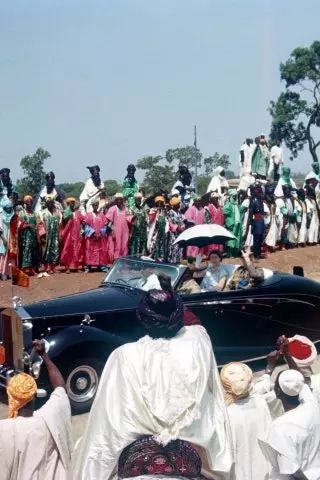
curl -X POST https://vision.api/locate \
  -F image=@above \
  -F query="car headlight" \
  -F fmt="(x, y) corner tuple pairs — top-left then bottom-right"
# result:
(32, 361), (42, 379)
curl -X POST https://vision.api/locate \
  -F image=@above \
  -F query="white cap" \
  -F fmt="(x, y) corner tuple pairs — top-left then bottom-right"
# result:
(279, 370), (304, 396)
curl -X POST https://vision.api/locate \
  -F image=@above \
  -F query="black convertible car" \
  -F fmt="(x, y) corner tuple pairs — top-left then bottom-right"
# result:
(1, 257), (320, 413)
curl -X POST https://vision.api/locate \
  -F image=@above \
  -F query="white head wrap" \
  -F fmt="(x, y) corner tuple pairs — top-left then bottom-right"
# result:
(114, 193), (124, 199)
(278, 370), (304, 397)
(220, 362), (253, 405)
(287, 335), (317, 372)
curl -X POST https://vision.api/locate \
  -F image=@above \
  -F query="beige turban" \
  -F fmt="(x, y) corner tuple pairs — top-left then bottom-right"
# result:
(220, 362), (253, 406)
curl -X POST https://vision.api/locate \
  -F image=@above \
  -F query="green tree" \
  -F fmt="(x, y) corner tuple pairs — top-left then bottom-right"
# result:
(269, 41), (320, 162)
(16, 147), (50, 198)
(104, 179), (122, 196)
(59, 182), (85, 199)
(203, 153), (231, 175)
(136, 156), (175, 194)
(165, 146), (202, 173)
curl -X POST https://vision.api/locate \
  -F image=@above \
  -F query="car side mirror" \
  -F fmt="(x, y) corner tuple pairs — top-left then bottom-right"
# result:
(293, 266), (304, 277)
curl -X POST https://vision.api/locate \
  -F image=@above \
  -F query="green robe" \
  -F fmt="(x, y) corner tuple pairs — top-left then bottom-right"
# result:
(19, 211), (40, 269)
(122, 179), (139, 209)
(223, 201), (242, 257)
(129, 205), (148, 256)
(42, 209), (61, 264)
(251, 145), (270, 177)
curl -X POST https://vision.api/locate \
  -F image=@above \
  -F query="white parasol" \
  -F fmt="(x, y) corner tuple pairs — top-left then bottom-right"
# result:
(173, 224), (236, 248)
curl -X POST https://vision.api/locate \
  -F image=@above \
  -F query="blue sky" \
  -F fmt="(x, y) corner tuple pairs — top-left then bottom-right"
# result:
(1, 0), (319, 184)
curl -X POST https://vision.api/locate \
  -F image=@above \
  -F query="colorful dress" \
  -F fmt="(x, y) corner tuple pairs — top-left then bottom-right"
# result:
(223, 200), (242, 257)
(83, 212), (110, 266)
(204, 203), (225, 253)
(184, 205), (205, 258)
(19, 210), (40, 273)
(106, 205), (129, 261)
(60, 208), (84, 269)
(41, 208), (61, 267)
(147, 208), (168, 261)
(0, 207), (19, 276)
(129, 205), (148, 256)
(122, 179), (139, 209)
(166, 209), (185, 263)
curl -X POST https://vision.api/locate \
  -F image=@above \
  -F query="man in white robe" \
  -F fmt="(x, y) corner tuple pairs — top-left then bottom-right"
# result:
(72, 290), (233, 480)
(80, 165), (104, 214)
(207, 167), (229, 196)
(220, 362), (272, 480)
(259, 369), (320, 480)
(0, 340), (73, 480)
(239, 138), (253, 177)
(269, 140), (284, 182)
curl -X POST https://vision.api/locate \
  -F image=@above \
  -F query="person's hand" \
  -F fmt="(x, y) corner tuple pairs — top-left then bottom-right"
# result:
(276, 335), (289, 354)
(32, 339), (46, 357)
(111, 231), (116, 240)
(94, 233), (101, 241)
(241, 247), (252, 261)
(266, 350), (280, 373)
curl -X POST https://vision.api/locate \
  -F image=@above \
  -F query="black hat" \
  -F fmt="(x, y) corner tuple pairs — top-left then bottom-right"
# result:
(0, 168), (10, 175)
(86, 165), (100, 173)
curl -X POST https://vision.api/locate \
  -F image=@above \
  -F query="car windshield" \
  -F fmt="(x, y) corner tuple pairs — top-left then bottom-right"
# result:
(102, 258), (182, 291)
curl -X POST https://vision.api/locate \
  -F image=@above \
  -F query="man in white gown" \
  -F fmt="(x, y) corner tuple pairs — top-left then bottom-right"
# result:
(72, 290), (233, 480)
(220, 362), (272, 480)
(239, 138), (253, 177)
(207, 167), (229, 197)
(0, 340), (73, 480)
(80, 165), (104, 214)
(259, 369), (320, 480)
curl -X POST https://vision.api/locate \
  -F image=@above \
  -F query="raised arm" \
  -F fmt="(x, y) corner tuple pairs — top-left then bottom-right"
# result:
(33, 339), (66, 390)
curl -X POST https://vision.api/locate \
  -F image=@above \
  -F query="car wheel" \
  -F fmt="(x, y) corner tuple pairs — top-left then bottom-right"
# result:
(65, 357), (103, 414)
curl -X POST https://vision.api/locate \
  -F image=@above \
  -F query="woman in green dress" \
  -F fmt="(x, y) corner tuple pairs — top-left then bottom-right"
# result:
(122, 164), (139, 209)
(19, 195), (41, 275)
(147, 196), (167, 261)
(128, 192), (148, 256)
(41, 197), (62, 274)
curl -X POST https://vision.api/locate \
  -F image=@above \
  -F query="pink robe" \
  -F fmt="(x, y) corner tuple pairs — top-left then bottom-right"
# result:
(106, 206), (129, 262)
(205, 204), (225, 254)
(83, 212), (110, 266)
(184, 205), (205, 258)
(60, 211), (84, 269)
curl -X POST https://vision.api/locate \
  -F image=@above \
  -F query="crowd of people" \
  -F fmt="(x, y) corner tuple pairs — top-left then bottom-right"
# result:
(0, 136), (320, 280)
(1, 288), (319, 479)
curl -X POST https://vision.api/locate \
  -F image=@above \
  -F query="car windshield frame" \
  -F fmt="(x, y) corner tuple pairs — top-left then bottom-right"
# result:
(102, 257), (186, 291)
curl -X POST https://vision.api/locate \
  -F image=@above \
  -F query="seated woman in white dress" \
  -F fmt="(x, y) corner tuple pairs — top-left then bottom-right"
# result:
(199, 250), (228, 292)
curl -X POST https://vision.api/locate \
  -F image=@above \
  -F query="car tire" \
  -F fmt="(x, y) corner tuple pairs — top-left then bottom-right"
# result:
(64, 357), (104, 414)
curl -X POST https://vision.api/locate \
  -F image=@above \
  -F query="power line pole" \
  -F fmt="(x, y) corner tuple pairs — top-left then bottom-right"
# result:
(194, 125), (198, 193)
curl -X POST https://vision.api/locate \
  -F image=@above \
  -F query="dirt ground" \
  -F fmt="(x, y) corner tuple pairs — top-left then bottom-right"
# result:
(0, 245), (320, 307)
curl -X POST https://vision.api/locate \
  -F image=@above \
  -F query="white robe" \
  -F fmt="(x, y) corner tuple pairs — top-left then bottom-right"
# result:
(0, 387), (73, 480)
(72, 326), (234, 480)
(80, 178), (104, 214)
(264, 203), (282, 248)
(259, 396), (320, 480)
(34, 186), (64, 214)
(274, 178), (296, 198)
(252, 374), (284, 420)
(306, 197), (319, 243)
(207, 167), (229, 195)
(228, 395), (272, 480)
(239, 143), (253, 177)
(296, 199), (309, 245)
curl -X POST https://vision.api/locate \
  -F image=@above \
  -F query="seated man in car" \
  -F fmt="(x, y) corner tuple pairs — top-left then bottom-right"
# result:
(227, 249), (264, 290)
(198, 250), (228, 292)
(136, 266), (161, 291)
